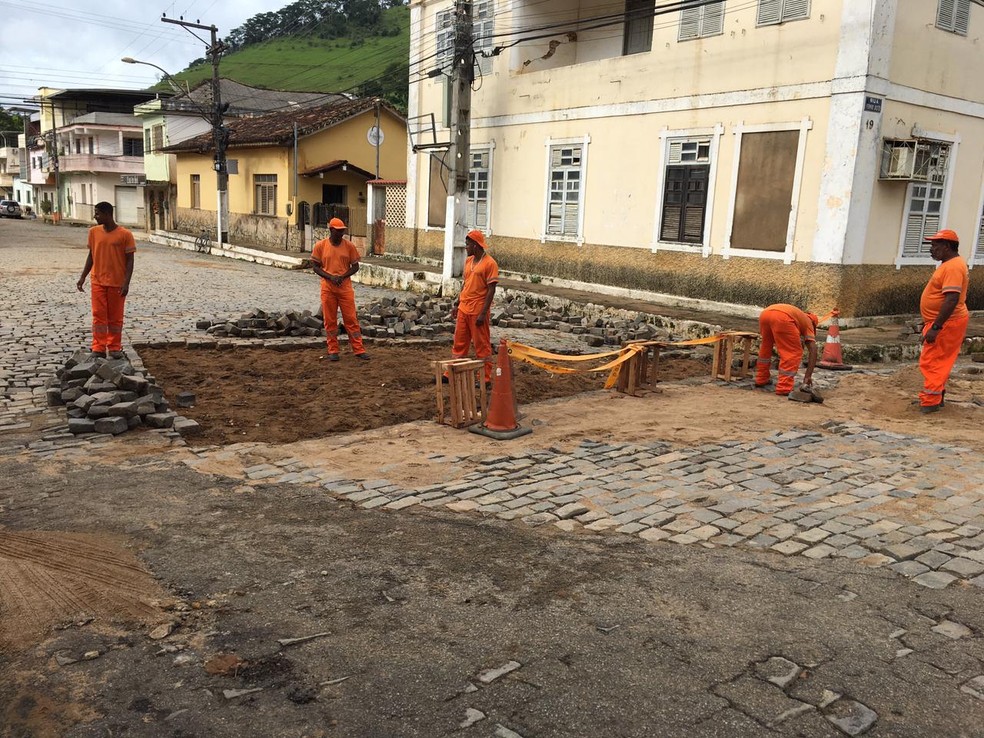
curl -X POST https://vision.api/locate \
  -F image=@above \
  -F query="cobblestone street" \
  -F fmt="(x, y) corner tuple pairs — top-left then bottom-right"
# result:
(2, 218), (982, 737)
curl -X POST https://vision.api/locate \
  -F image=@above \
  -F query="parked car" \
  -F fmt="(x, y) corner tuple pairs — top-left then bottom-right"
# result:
(1, 199), (23, 218)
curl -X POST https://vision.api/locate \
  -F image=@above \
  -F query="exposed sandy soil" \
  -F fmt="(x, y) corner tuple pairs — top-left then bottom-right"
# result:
(139, 344), (710, 446)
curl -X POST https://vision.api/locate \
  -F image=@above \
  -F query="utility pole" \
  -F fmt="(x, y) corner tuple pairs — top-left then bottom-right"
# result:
(162, 15), (229, 244)
(442, 0), (474, 282)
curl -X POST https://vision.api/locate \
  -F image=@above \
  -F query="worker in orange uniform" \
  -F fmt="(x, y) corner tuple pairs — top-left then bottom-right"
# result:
(918, 229), (969, 414)
(448, 229), (499, 385)
(76, 202), (135, 359)
(755, 304), (819, 396)
(311, 217), (369, 361)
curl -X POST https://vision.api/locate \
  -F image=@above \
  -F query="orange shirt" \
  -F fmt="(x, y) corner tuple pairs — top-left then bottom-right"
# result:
(88, 225), (136, 287)
(920, 256), (969, 323)
(764, 304), (816, 342)
(458, 253), (499, 315)
(312, 238), (360, 283)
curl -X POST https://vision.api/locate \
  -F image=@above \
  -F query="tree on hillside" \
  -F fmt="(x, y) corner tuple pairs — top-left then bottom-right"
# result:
(0, 107), (24, 134)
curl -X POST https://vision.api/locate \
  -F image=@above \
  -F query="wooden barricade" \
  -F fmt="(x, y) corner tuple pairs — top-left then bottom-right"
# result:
(432, 359), (488, 428)
(616, 342), (664, 396)
(711, 332), (758, 382)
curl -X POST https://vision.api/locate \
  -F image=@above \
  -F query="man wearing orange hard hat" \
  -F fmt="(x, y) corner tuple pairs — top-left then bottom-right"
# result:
(917, 228), (969, 414)
(754, 304), (819, 397)
(310, 217), (369, 361)
(446, 229), (499, 385)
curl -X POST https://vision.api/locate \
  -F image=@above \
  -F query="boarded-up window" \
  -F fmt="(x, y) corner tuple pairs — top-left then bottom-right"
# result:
(624, 0), (656, 55)
(546, 144), (584, 240)
(190, 174), (201, 209)
(468, 149), (490, 231)
(254, 174), (277, 216)
(427, 152), (448, 228)
(937, 0), (971, 35)
(757, 0), (810, 26)
(679, 1), (725, 41)
(731, 130), (799, 253)
(152, 124), (164, 152)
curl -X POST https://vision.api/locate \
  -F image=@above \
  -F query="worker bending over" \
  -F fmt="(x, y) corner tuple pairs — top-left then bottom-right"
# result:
(755, 304), (819, 397)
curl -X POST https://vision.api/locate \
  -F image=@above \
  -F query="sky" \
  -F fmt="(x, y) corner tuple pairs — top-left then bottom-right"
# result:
(0, 0), (277, 113)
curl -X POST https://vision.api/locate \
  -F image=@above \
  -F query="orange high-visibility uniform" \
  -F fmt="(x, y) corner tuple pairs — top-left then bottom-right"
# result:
(452, 252), (499, 383)
(919, 256), (969, 407)
(88, 225), (135, 353)
(312, 237), (366, 355)
(756, 304), (816, 395)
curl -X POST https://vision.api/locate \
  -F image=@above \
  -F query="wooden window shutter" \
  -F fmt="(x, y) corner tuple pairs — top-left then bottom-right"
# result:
(757, 0), (782, 25)
(955, 0), (970, 35)
(937, 0), (956, 30)
(679, 8), (701, 40)
(702, 2), (725, 35)
(782, 0), (810, 21)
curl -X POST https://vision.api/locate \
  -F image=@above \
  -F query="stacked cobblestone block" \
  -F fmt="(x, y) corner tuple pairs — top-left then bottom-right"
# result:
(48, 350), (186, 436)
(197, 297), (680, 348)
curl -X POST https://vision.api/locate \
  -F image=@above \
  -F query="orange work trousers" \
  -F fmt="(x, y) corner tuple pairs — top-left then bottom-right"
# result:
(919, 314), (969, 407)
(756, 309), (805, 395)
(452, 310), (493, 383)
(91, 283), (126, 353)
(320, 282), (365, 355)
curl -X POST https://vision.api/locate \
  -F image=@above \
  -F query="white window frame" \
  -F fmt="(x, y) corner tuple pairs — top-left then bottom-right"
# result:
(678, 1), (726, 41)
(467, 141), (494, 234)
(254, 174), (278, 216)
(968, 174), (984, 268)
(757, 0), (810, 27)
(652, 125), (724, 256)
(723, 118), (813, 265)
(936, 0), (971, 36)
(894, 128), (959, 268)
(542, 135), (590, 244)
(436, 1), (493, 77)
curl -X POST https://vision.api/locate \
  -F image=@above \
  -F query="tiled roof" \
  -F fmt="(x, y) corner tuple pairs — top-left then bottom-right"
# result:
(164, 98), (402, 153)
(301, 160), (375, 179)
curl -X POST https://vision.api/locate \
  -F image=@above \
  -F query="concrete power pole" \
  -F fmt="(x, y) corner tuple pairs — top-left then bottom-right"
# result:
(442, 0), (474, 282)
(162, 16), (229, 244)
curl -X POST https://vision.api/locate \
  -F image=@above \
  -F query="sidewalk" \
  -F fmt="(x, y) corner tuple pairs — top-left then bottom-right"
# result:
(148, 230), (984, 361)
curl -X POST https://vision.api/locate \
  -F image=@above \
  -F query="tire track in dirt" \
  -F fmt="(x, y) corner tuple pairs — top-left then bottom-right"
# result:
(0, 531), (167, 648)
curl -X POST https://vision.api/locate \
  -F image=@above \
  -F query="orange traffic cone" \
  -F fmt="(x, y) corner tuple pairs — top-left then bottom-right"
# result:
(818, 309), (853, 370)
(469, 339), (532, 440)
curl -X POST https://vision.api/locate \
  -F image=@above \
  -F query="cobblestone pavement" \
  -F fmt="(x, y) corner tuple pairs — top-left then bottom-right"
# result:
(3, 220), (984, 735)
(2, 221), (983, 592)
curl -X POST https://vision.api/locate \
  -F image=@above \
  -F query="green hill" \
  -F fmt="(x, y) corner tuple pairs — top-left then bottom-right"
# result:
(169, 5), (410, 110)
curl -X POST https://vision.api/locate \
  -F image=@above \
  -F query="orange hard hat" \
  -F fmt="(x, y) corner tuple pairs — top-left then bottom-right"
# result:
(329, 217), (346, 230)
(466, 229), (487, 249)
(923, 228), (959, 244)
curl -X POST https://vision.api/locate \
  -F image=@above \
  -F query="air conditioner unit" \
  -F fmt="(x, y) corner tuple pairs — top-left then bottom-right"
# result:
(880, 139), (949, 182)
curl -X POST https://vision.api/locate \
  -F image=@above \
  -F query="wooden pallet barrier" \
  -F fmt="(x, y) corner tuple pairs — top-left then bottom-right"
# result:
(711, 332), (758, 382)
(432, 359), (488, 428)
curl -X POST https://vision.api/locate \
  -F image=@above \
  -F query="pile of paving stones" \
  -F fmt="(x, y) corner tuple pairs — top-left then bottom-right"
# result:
(196, 296), (678, 348)
(47, 350), (199, 437)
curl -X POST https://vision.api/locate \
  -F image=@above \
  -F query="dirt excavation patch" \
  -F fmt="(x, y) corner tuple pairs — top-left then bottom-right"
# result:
(140, 344), (690, 446)
(0, 531), (168, 649)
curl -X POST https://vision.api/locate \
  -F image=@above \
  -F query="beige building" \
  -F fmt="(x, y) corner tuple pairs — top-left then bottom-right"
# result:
(398, 0), (984, 318)
(166, 98), (406, 252)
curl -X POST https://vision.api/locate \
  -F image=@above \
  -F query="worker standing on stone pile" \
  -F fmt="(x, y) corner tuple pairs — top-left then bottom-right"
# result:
(755, 304), (818, 397)
(311, 217), (370, 362)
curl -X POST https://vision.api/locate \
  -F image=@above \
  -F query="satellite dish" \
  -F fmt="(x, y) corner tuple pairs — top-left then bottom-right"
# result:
(367, 126), (384, 146)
